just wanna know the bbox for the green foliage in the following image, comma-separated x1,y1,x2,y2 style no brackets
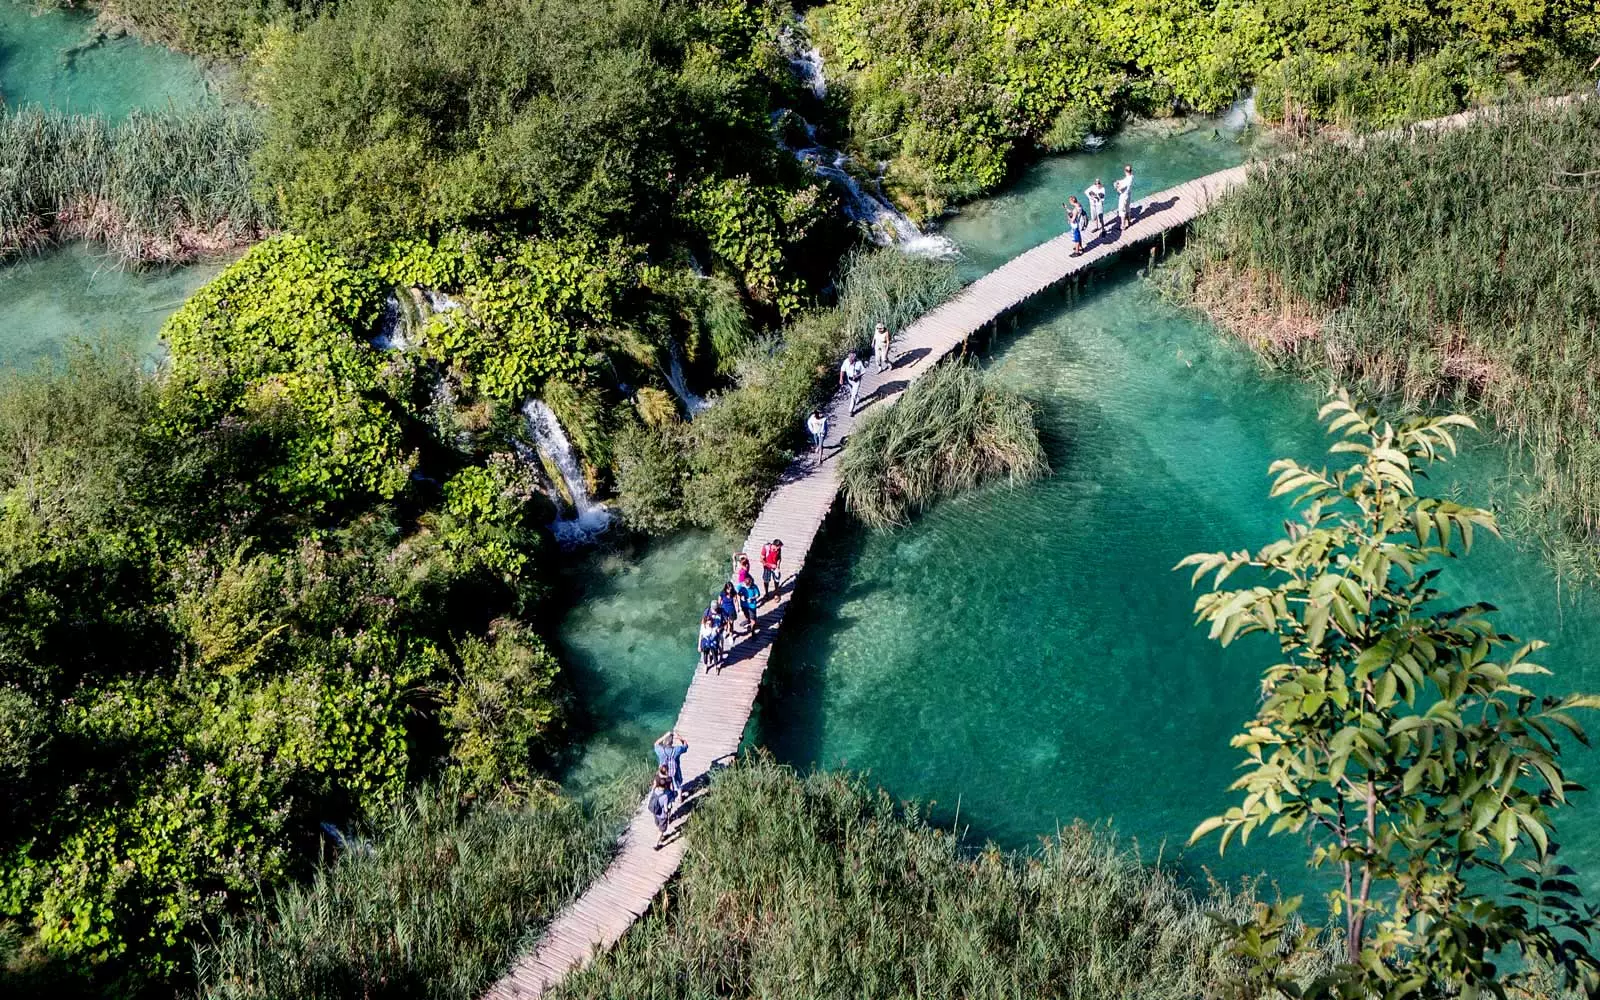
0,105,270,264
443,621,561,794
549,754,1306,999
99,0,328,55
1180,391,1600,998
1176,100,1600,577
615,248,961,531
813,0,1599,204
160,235,412,510
194,783,624,1000
437,456,544,580
841,361,1048,529
684,176,831,314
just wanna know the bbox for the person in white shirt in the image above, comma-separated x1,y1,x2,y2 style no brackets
839,350,866,414
872,322,891,372
806,409,829,464
1114,164,1134,231
1084,178,1106,235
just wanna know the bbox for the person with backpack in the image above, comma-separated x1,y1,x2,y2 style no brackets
760,539,783,602
1064,196,1087,256
839,350,867,414
647,772,676,848
698,610,721,669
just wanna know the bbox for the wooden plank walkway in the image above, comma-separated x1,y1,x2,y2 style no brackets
485,94,1593,999
484,166,1250,1000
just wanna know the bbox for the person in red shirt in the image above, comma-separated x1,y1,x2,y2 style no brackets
760,539,783,602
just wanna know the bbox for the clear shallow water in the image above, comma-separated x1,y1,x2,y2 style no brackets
0,242,221,371
558,119,1600,901
0,2,210,117
0,5,218,370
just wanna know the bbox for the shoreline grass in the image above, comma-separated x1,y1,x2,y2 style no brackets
0,105,271,266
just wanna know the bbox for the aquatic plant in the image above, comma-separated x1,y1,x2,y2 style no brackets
0,105,271,265
194,782,625,1000
1176,99,1600,568
840,361,1049,530
548,755,1322,1000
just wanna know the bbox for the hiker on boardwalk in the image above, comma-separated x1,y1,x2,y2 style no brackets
1115,164,1135,230
1085,177,1107,234
737,575,761,633
806,409,829,464
840,350,866,414
648,772,675,847
760,539,783,602
654,731,688,790
698,610,721,669
1064,196,1087,256
872,322,892,372
717,584,739,644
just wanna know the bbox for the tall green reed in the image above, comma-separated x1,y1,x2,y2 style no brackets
1176,100,1600,573
0,105,270,264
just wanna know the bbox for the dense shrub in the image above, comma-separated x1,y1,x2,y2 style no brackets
549,755,1309,999
1172,100,1600,577
840,361,1048,529
0,106,270,264
98,0,330,55
812,0,1599,208
195,783,625,1000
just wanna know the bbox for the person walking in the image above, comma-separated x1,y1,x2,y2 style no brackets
839,350,866,414
737,576,761,633
717,583,739,644
1085,177,1107,235
654,731,689,791
698,610,721,670
1115,164,1135,231
806,409,829,465
872,322,892,372
647,772,675,848
760,538,783,602
1064,196,1087,256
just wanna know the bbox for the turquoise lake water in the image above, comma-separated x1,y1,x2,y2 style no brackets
0,3,218,370
0,2,210,117
560,118,1600,901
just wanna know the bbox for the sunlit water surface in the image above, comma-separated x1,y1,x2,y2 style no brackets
558,118,1600,901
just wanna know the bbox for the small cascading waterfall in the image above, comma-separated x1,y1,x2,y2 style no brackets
664,342,708,417
523,399,612,544
372,286,465,351
776,24,956,258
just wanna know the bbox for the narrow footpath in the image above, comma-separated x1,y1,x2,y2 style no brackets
486,164,1251,999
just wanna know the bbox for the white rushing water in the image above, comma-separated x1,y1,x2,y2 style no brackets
523,399,612,544
776,27,956,258
372,286,465,351
664,343,708,416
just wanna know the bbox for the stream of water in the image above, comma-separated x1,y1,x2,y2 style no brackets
557,118,1600,903
0,3,217,371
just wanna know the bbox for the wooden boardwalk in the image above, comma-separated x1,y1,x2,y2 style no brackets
483,95,1595,998
485,164,1250,1000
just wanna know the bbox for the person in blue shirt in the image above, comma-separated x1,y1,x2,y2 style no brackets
654,730,689,791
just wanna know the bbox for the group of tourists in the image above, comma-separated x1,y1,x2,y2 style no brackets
807,320,894,465
1064,163,1136,257
696,541,785,670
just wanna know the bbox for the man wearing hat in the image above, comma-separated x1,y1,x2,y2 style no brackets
872,322,892,373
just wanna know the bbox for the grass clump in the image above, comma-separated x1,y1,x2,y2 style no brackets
194,783,627,1000
1173,99,1600,572
548,755,1307,1000
841,361,1048,529
0,105,270,264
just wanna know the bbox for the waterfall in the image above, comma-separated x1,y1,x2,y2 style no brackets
372,286,464,351
774,23,955,259
664,343,708,417
523,400,611,545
